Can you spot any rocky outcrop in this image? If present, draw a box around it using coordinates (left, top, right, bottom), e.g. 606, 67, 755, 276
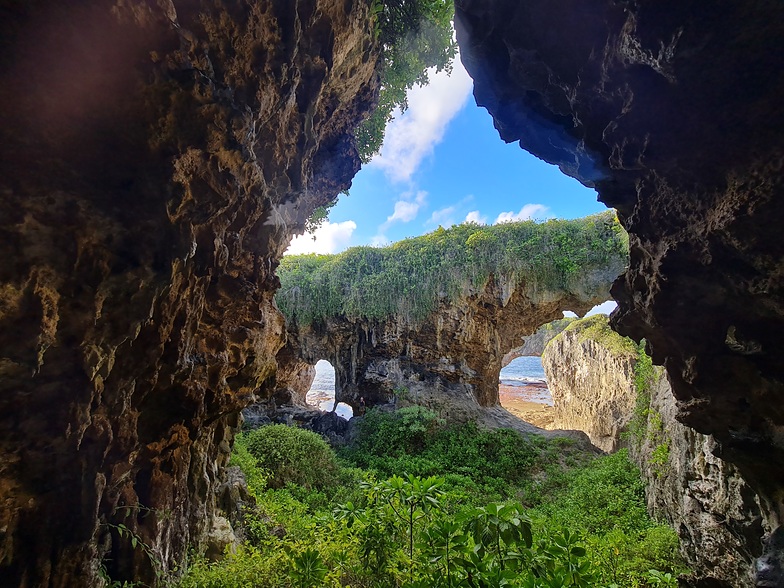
543, 315, 766, 586
0, 1, 377, 585
542, 316, 637, 452
273, 339, 317, 407
279, 255, 623, 428
455, 0, 784, 575
636, 368, 766, 588
501, 317, 573, 367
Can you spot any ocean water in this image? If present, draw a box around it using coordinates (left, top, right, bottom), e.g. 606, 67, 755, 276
499, 356, 547, 386
309, 359, 337, 395
499, 356, 552, 405
305, 357, 550, 414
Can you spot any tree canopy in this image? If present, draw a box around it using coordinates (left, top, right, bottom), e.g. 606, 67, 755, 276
276, 212, 629, 325
356, 0, 457, 162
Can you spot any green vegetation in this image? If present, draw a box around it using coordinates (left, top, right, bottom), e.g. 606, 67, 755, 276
627, 339, 665, 460
357, 1, 457, 162
241, 425, 340, 490
177, 408, 685, 587
543, 317, 576, 333
557, 314, 637, 357
277, 212, 628, 325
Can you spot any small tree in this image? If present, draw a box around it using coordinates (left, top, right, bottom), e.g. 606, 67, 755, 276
357, 0, 457, 162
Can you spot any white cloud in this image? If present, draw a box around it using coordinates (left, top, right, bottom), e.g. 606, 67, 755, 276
370, 234, 389, 247
381, 191, 427, 231
464, 210, 487, 225
370, 53, 473, 182
586, 300, 618, 316
494, 204, 550, 224
427, 205, 457, 227
285, 220, 356, 255
388, 198, 422, 224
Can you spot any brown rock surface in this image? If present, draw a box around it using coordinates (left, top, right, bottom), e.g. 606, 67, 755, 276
0, 1, 377, 585
543, 315, 765, 586
279, 259, 623, 427
542, 317, 638, 452
500, 317, 573, 367
455, 0, 784, 566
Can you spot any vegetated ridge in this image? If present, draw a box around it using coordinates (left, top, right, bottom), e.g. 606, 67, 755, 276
277, 211, 628, 326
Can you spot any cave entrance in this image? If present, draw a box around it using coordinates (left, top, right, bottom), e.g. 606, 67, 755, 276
305, 360, 353, 419
498, 355, 554, 429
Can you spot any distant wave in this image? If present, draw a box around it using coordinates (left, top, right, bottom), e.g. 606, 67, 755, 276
499, 375, 547, 386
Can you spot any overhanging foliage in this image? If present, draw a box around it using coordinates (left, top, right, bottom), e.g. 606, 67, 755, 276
356, 0, 457, 162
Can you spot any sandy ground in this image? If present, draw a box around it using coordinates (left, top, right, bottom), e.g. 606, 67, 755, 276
307, 382, 556, 429
498, 383, 555, 429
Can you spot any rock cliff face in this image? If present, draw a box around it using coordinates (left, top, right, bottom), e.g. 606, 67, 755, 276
455, 0, 784, 560
543, 316, 766, 587
501, 317, 573, 367
542, 316, 637, 452
0, 1, 377, 585
636, 369, 766, 588
281, 268, 620, 428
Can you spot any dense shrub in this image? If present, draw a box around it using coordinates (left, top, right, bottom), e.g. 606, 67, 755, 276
339, 408, 591, 503
179, 418, 686, 587
532, 450, 649, 535
242, 424, 340, 490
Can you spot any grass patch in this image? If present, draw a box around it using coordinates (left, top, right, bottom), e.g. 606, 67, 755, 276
555, 313, 637, 357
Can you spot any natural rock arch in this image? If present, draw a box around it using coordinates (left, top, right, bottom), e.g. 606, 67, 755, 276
274, 215, 627, 423
0, 0, 781, 585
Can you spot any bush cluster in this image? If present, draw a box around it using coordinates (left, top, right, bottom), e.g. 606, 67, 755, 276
241, 424, 340, 490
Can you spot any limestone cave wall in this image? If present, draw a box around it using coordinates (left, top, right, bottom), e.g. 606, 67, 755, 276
543, 316, 765, 587
0, 1, 377, 585
455, 0, 784, 547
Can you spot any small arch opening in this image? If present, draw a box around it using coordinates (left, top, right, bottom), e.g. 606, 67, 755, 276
306, 360, 353, 419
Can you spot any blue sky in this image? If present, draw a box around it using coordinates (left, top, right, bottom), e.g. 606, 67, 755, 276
287, 53, 609, 256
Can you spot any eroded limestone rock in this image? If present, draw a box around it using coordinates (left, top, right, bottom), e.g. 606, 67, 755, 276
543, 315, 766, 586
542, 317, 637, 452
0, 1, 378, 584
278, 264, 622, 429
455, 0, 784, 567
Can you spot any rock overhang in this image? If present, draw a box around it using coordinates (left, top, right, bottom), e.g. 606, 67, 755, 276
454, 0, 784, 529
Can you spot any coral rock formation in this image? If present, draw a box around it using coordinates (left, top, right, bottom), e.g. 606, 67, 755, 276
278, 266, 622, 427
544, 316, 765, 587
0, 0, 377, 584
542, 317, 637, 453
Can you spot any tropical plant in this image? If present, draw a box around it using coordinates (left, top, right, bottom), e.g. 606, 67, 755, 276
358, 0, 457, 162
242, 424, 340, 490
